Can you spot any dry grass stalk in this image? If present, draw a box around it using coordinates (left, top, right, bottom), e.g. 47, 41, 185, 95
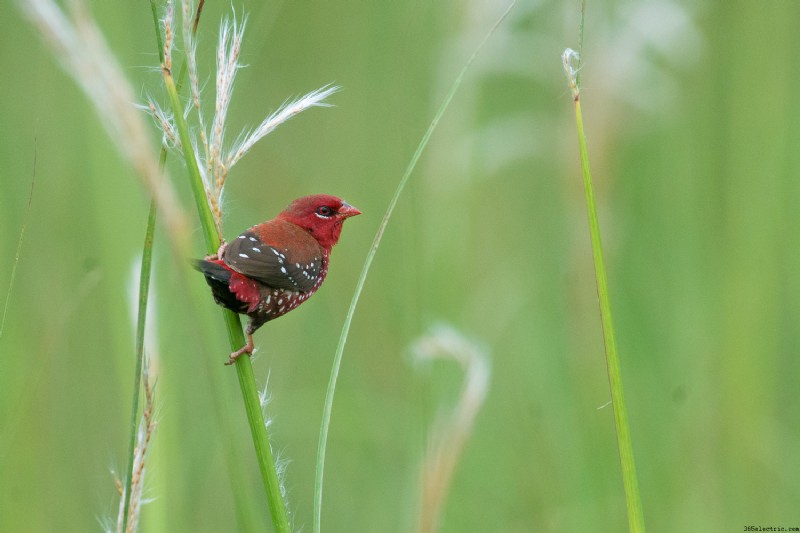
23, 0, 190, 257
412, 326, 490, 533
145, 1, 339, 232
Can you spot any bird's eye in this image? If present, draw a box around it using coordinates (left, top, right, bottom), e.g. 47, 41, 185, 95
316, 206, 333, 217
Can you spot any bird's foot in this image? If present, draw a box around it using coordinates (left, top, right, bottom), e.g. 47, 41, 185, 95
225, 334, 254, 366
205, 240, 228, 261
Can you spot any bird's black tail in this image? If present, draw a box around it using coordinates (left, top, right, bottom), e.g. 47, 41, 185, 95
193, 259, 250, 313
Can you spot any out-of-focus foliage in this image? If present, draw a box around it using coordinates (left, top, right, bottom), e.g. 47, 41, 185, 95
1, 1, 798, 531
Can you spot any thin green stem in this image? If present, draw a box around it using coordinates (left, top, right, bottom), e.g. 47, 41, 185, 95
312, 4, 515, 531
161, 40, 290, 533
224, 311, 290, 533
121, 198, 158, 533
120, 0, 166, 527
149, 0, 164, 64
121, 0, 167, 531
145, 2, 287, 530
119, 5, 168, 532
162, 73, 218, 249
563, 50, 646, 532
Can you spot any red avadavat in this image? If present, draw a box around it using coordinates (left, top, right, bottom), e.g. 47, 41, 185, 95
195, 194, 361, 364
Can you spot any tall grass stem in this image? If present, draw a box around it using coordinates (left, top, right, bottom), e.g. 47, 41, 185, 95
312, 4, 515, 531
121, 198, 158, 533
562, 49, 646, 532
161, 51, 291, 533
152, 2, 288, 528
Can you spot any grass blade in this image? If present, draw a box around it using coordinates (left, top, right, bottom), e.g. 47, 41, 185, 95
312, 4, 515, 531
562, 48, 646, 532
121, 198, 158, 533
162, 69, 290, 531
157, 9, 290, 532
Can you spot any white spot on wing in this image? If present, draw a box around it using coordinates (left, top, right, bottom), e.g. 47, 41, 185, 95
239, 253, 250, 258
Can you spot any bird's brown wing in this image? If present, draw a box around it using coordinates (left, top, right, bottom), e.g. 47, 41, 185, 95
224, 227, 323, 292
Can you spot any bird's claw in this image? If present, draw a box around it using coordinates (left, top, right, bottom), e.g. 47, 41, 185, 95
204, 240, 228, 261
224, 334, 254, 365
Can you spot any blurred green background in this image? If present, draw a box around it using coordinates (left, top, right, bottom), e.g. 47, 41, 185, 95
1, 0, 798, 531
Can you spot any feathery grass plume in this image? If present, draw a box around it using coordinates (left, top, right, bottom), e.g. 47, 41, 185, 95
411, 325, 490, 533
209, 10, 245, 194
258, 371, 273, 417
226, 85, 339, 169
120, 199, 160, 533
181, 0, 208, 163
562, 48, 581, 101
162, 0, 173, 74
256, 374, 293, 512
145, 1, 339, 233
106, 259, 160, 533
143, 98, 180, 152
106, 257, 161, 533
23, 0, 190, 257
110, 359, 157, 533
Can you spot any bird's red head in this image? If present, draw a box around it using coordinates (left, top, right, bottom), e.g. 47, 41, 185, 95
278, 194, 361, 249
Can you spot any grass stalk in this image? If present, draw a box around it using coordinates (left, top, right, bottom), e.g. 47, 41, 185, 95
121, 198, 158, 533
117, 6, 170, 531
161, 73, 218, 248
160, 33, 290, 533
312, 4, 515, 531
562, 49, 646, 532
146, 2, 286, 529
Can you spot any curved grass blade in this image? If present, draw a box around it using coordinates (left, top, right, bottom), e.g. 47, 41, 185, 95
312, 4, 516, 531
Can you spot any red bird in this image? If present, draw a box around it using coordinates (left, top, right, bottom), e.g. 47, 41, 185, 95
195, 194, 361, 365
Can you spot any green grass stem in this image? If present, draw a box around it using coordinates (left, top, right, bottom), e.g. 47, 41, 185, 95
118, 6, 169, 531
312, 4, 515, 531
145, 2, 287, 529
563, 49, 646, 532
161, 74, 217, 249
160, 40, 291, 533
121, 198, 157, 533
121, 4, 179, 527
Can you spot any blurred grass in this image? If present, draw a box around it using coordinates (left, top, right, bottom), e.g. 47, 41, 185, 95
2, 1, 799, 531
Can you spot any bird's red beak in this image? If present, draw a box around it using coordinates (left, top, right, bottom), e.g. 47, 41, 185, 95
339, 202, 362, 218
